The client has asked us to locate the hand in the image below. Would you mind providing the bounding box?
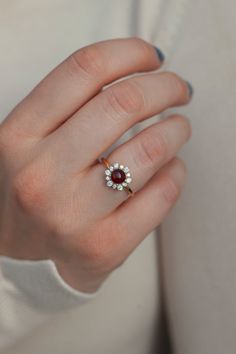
[0,38,192,293]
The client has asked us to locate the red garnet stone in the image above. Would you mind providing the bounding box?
[111,169,126,184]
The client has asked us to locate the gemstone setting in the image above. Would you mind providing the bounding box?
[104,162,132,191]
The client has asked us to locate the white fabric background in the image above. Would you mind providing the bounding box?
[161,1,236,353]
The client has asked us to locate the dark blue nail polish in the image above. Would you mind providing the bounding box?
[185,81,194,99]
[153,46,165,62]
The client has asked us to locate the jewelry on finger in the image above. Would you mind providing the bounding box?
[99,157,134,196]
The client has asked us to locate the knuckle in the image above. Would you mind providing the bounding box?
[104,80,145,118]
[137,130,168,166]
[13,164,48,212]
[164,72,188,104]
[69,44,106,78]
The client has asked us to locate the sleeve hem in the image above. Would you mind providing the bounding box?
[0,256,99,312]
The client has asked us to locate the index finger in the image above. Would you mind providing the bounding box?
[5,37,164,138]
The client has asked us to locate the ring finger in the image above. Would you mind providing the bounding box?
[77,114,191,220]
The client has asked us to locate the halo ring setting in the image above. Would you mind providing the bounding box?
[99,157,134,196]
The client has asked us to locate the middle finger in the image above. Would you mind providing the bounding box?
[46,72,192,173]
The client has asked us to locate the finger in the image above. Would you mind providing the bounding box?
[5,38,164,138]
[48,72,192,173]
[76,115,191,220]
[106,158,186,264]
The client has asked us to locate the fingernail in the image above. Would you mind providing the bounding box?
[185,81,194,99]
[153,46,165,62]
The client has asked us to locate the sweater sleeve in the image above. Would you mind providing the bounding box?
[0,256,98,351]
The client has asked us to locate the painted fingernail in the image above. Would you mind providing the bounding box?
[185,81,194,99]
[153,46,165,62]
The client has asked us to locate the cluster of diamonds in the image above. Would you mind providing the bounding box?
[104,162,132,191]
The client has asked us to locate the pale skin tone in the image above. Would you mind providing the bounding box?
[0,37,192,293]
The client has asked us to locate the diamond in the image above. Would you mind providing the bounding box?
[122,182,128,187]
[109,166,114,171]
[107,180,113,187]
[126,177,132,183]
[105,169,111,176]
[117,184,123,191]
[124,166,129,173]
[112,184,117,189]
[113,162,119,169]
[119,165,124,169]
[105,176,110,180]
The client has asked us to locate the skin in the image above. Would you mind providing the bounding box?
[0,37,191,293]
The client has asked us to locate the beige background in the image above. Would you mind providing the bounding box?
[161,1,236,353]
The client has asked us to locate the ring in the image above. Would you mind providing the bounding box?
[99,157,134,196]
